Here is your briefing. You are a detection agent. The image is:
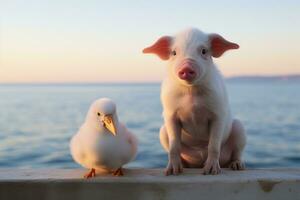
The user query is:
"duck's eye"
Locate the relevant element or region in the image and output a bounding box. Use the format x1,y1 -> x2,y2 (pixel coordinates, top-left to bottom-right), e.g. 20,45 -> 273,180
97,112 -> 101,116
171,50 -> 176,56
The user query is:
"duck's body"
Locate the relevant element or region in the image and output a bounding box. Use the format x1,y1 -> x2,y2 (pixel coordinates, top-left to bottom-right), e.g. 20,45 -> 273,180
70,98 -> 137,177
70,122 -> 137,172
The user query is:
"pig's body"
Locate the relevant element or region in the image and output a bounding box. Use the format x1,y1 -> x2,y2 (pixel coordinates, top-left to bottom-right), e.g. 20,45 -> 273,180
160,67 -> 242,168
143,28 -> 246,175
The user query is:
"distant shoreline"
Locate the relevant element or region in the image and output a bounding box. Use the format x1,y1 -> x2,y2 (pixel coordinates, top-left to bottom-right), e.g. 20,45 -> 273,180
226,75 -> 300,82
1,75 -> 300,85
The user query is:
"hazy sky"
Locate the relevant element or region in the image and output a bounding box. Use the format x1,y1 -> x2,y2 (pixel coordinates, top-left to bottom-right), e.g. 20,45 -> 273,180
1,0 -> 300,83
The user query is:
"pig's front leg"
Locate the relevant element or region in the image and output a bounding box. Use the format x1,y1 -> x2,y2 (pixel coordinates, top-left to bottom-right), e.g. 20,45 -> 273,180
164,115 -> 183,176
203,120 -> 224,175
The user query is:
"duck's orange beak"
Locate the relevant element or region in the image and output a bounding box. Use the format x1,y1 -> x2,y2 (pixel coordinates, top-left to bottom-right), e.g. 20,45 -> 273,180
103,115 -> 117,136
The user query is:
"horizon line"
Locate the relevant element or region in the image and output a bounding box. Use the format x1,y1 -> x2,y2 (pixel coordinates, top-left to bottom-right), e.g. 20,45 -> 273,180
1,74 -> 300,85
1,73 -> 300,84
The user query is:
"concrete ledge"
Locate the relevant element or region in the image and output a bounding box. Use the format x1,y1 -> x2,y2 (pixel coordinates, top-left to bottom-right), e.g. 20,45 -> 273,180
0,168 -> 299,200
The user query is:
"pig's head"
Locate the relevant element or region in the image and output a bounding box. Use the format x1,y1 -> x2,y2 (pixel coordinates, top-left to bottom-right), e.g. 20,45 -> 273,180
143,28 -> 239,86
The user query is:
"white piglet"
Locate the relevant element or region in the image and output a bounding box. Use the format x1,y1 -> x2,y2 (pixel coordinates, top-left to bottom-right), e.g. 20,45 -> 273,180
143,28 -> 246,175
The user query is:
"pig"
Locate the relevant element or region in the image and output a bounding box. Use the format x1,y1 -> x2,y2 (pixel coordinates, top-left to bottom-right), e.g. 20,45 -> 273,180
143,28 -> 246,175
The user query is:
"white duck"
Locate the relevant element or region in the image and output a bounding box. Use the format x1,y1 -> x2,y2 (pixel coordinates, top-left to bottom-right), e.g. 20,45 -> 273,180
70,98 -> 137,178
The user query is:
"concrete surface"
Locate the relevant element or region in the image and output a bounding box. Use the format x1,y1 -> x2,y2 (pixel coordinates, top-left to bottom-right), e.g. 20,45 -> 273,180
0,168 -> 299,200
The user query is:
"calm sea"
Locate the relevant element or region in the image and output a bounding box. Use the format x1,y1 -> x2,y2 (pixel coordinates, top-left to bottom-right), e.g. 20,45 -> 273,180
0,81 -> 300,169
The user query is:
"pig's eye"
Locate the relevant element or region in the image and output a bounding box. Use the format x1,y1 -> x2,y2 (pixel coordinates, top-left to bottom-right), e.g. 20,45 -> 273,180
171,50 -> 176,56
199,47 -> 208,59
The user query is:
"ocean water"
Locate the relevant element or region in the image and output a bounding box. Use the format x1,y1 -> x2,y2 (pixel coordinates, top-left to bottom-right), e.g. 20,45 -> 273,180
0,81 -> 300,169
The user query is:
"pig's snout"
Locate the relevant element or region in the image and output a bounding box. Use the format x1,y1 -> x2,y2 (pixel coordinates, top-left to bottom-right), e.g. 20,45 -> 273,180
177,59 -> 198,81
178,67 -> 196,81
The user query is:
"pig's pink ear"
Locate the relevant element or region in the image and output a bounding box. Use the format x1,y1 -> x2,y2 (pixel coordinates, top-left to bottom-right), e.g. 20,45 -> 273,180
142,36 -> 172,60
209,34 -> 239,58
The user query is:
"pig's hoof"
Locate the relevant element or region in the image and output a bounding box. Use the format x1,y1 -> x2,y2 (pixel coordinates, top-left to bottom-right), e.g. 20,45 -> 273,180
229,160 -> 245,170
203,159 -> 221,175
164,160 -> 183,176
